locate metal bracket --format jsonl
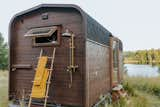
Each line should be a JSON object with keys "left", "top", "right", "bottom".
{"left": 67, "top": 65, "right": 78, "bottom": 88}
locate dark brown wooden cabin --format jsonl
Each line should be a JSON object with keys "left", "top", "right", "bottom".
{"left": 9, "top": 4, "right": 123, "bottom": 107}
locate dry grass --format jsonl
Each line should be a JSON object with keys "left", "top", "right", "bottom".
{"left": 122, "top": 76, "right": 160, "bottom": 107}
{"left": 124, "top": 76, "right": 160, "bottom": 98}
{"left": 0, "top": 71, "right": 8, "bottom": 107}
{"left": 107, "top": 76, "right": 160, "bottom": 107}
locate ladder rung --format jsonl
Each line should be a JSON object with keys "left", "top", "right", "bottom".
{"left": 37, "top": 57, "right": 53, "bottom": 59}
{"left": 31, "top": 81, "right": 39, "bottom": 83}
{"left": 48, "top": 57, "right": 54, "bottom": 59}
{"left": 34, "top": 68, "right": 53, "bottom": 71}
{"left": 45, "top": 96, "right": 49, "bottom": 98}
{"left": 31, "top": 80, "right": 51, "bottom": 84}
{"left": 47, "top": 81, "right": 51, "bottom": 84}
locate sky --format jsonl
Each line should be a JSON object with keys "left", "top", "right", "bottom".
{"left": 0, "top": 0, "right": 160, "bottom": 51}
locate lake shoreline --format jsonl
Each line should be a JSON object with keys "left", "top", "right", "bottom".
{"left": 125, "top": 64, "right": 160, "bottom": 77}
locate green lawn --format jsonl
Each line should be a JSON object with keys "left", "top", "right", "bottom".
{"left": 0, "top": 71, "right": 8, "bottom": 107}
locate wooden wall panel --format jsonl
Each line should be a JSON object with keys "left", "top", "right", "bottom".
{"left": 86, "top": 40, "right": 110, "bottom": 107}
{"left": 10, "top": 8, "right": 85, "bottom": 106}
{"left": 119, "top": 51, "right": 123, "bottom": 82}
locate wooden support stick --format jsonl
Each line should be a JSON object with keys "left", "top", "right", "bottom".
{"left": 44, "top": 48, "right": 56, "bottom": 107}
{"left": 28, "top": 97, "right": 32, "bottom": 107}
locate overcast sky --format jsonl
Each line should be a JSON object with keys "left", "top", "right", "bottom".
{"left": 0, "top": 0, "right": 160, "bottom": 51}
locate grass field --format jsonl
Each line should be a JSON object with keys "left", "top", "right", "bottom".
{"left": 121, "top": 76, "right": 160, "bottom": 107}
{"left": 124, "top": 76, "right": 160, "bottom": 98}
{"left": 0, "top": 71, "right": 8, "bottom": 107}
{"left": 105, "top": 75, "right": 160, "bottom": 107}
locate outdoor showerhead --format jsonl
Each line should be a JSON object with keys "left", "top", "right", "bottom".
{"left": 62, "top": 29, "right": 72, "bottom": 37}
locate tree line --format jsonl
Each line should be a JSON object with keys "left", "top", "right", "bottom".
{"left": 0, "top": 33, "right": 8, "bottom": 70}
{"left": 124, "top": 49, "right": 160, "bottom": 65}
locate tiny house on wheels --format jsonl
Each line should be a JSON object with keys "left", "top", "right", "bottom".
{"left": 9, "top": 4, "right": 123, "bottom": 107}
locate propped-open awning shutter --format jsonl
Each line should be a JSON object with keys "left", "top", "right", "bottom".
{"left": 24, "top": 26, "right": 57, "bottom": 37}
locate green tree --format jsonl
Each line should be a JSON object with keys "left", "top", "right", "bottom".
{"left": 124, "top": 49, "right": 160, "bottom": 65}
{"left": 0, "top": 33, "right": 8, "bottom": 70}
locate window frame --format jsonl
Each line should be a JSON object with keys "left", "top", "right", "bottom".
{"left": 25, "top": 26, "right": 61, "bottom": 47}
{"left": 110, "top": 37, "right": 121, "bottom": 86}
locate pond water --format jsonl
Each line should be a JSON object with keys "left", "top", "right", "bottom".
{"left": 125, "top": 64, "right": 160, "bottom": 77}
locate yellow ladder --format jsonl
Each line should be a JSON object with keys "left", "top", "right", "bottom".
{"left": 28, "top": 48, "right": 56, "bottom": 107}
